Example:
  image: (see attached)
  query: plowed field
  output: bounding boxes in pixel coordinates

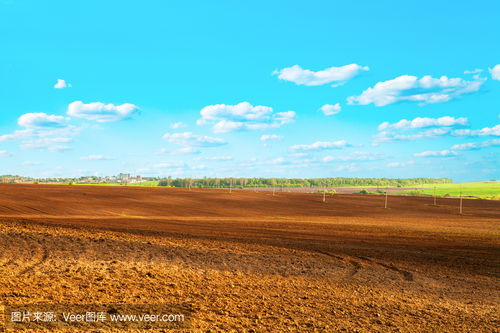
[0,184,498,332]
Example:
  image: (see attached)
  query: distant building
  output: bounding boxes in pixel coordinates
[118,173,131,183]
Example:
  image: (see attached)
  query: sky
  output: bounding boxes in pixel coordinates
[0,0,499,181]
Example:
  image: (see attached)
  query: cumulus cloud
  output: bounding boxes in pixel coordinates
[199,102,272,124]
[270,157,287,165]
[21,161,42,166]
[0,150,14,157]
[414,150,458,157]
[273,64,369,86]
[80,155,114,161]
[289,152,310,158]
[196,155,233,161]
[374,128,450,144]
[378,116,467,131]
[348,74,485,106]
[0,113,79,151]
[18,113,69,128]
[320,103,341,116]
[163,132,226,148]
[20,137,72,152]
[67,101,139,122]
[290,140,350,151]
[170,122,186,129]
[54,79,71,89]
[0,129,34,142]
[198,102,295,133]
[490,65,500,81]
[158,146,201,155]
[375,119,500,145]
[260,134,283,141]
[172,147,201,155]
[464,69,483,74]
[387,160,415,168]
[0,127,79,143]
[335,163,360,172]
[453,124,500,137]
[451,139,500,150]
[323,151,382,162]
[153,162,186,168]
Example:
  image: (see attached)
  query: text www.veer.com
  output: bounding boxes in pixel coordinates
[109,313,185,322]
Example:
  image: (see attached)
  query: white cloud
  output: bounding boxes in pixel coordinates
[451,139,500,150]
[271,157,287,165]
[0,120,79,152]
[290,140,350,151]
[198,155,233,161]
[374,117,500,146]
[335,163,359,172]
[0,129,34,142]
[21,137,72,152]
[170,122,186,129]
[260,134,283,141]
[464,69,483,74]
[320,103,341,116]
[289,152,310,158]
[21,161,42,166]
[273,111,296,125]
[453,124,500,137]
[0,127,78,142]
[374,128,450,144]
[80,155,114,161]
[378,116,467,131]
[163,132,226,147]
[0,150,14,157]
[172,147,201,155]
[273,64,369,86]
[158,147,201,155]
[18,113,69,128]
[323,151,382,162]
[212,120,245,133]
[67,101,139,122]
[348,74,485,106]
[153,162,186,169]
[199,101,272,123]
[490,65,500,81]
[54,79,71,89]
[198,102,295,133]
[387,160,415,168]
[414,150,458,157]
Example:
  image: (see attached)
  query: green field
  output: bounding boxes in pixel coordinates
[33,180,500,199]
[399,181,500,199]
[129,180,159,186]
[39,181,160,187]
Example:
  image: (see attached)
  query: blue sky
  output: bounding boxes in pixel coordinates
[0,0,499,181]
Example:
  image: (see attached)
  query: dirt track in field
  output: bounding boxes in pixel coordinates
[0,183,499,332]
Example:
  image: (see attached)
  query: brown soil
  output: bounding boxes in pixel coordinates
[0,183,499,332]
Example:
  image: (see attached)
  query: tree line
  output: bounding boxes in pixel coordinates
[158,177,452,188]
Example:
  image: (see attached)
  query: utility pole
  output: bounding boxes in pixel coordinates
[229,180,232,193]
[384,189,388,209]
[433,186,437,206]
[459,190,463,214]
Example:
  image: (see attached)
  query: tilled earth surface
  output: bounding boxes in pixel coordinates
[0,184,499,332]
